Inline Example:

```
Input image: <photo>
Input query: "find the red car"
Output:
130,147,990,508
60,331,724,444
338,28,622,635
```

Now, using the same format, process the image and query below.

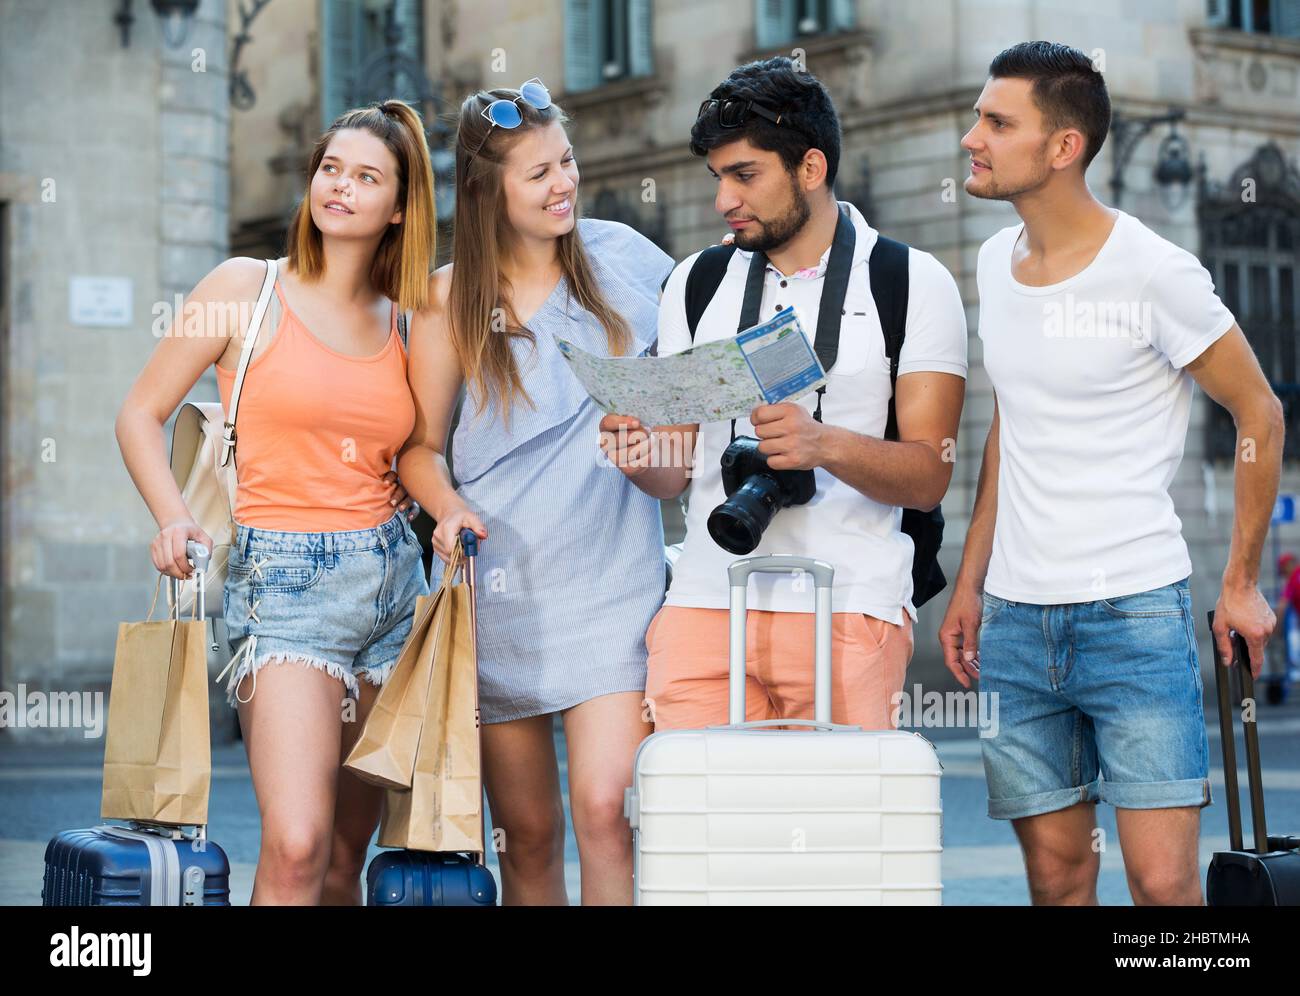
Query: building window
1207,0,1300,37
564,0,654,94
321,0,425,130
756,0,857,49
1201,144,1300,460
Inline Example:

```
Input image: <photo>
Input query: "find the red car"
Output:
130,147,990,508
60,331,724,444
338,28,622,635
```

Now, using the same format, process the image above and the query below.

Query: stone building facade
1,0,230,740
3,0,1297,740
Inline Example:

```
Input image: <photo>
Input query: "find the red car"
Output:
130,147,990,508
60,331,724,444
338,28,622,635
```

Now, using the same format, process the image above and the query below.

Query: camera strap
730,204,857,442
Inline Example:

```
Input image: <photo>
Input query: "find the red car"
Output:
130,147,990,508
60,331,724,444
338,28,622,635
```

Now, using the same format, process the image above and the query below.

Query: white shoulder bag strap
220,258,278,468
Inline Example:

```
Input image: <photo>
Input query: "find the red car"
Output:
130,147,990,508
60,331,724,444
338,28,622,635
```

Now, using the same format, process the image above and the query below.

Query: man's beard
965,147,1054,201
733,180,812,253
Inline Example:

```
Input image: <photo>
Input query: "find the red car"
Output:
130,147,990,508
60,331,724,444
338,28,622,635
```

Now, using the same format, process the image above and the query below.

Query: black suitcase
1204,611,1300,905
43,823,231,906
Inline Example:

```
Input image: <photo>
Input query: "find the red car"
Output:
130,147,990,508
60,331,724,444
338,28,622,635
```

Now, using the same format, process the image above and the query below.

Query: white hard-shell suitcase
625,554,943,905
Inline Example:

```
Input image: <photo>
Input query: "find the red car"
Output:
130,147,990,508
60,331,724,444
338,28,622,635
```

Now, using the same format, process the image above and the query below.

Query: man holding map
599,56,968,730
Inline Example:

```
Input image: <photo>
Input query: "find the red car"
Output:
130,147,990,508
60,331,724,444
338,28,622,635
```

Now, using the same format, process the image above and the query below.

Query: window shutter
321,0,363,129
389,0,426,104
394,0,423,59
830,0,857,30
565,0,603,93
755,0,795,49
1204,0,1231,27
628,0,654,77
1274,0,1300,37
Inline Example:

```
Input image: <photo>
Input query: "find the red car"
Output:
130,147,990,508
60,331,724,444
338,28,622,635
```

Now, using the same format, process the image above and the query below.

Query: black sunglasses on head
696,97,786,129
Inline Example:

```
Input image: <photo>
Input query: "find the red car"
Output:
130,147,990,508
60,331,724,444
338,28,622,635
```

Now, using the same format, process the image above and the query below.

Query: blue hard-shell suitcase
45,545,231,907
366,850,496,906
365,530,498,907
43,824,231,906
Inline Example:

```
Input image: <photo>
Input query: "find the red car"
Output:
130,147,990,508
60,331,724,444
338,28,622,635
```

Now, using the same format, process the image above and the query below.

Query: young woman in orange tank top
115,101,437,905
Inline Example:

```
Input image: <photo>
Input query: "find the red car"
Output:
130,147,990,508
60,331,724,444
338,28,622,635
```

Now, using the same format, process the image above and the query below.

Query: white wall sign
69,276,133,327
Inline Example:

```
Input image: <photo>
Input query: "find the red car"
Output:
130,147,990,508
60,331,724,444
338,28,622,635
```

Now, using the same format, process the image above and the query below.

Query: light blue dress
441,218,675,723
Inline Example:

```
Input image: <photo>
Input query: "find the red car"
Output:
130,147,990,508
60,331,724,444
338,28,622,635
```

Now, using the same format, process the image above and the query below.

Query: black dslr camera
706,436,816,555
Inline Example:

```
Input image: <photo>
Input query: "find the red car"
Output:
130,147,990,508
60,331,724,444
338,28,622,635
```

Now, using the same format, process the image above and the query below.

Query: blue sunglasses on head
482,78,550,127
466,78,551,165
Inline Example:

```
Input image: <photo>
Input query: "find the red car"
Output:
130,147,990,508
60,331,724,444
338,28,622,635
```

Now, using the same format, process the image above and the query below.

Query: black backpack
670,237,947,608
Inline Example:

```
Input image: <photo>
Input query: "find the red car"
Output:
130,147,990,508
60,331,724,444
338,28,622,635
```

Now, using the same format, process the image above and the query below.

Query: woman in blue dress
397,81,673,905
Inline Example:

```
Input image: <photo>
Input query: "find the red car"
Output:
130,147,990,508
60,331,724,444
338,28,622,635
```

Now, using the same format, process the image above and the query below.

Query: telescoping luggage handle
163,541,211,614
720,555,862,732
163,541,212,647
182,540,210,615
1207,609,1273,856
146,541,218,662
457,528,487,867
459,528,478,661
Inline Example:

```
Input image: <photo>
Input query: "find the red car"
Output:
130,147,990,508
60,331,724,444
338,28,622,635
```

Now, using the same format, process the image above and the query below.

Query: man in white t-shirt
942,41,1282,906
600,56,967,732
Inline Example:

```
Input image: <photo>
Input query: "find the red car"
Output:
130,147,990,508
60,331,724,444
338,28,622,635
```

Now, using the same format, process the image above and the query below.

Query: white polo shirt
978,210,1237,604
656,201,968,623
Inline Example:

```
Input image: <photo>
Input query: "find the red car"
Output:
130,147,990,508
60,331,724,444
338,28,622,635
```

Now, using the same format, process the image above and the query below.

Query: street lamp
1153,127,1194,210
151,0,200,48
114,0,200,49
1109,108,1193,209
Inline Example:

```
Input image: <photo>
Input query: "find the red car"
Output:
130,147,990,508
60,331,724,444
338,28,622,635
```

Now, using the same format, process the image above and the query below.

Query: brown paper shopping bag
101,576,211,825
344,546,462,790
378,552,483,853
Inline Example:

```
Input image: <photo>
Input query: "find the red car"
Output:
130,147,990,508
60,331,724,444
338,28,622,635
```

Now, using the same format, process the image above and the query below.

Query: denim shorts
219,510,429,707
977,577,1211,820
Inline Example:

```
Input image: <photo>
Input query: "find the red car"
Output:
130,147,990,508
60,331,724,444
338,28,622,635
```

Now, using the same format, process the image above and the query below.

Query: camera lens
707,475,783,554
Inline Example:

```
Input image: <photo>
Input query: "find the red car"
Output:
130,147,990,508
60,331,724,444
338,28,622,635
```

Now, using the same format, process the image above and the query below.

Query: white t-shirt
978,209,1236,604
657,201,968,623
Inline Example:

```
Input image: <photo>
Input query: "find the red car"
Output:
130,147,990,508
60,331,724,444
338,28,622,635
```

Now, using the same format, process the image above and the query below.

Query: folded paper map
555,306,827,425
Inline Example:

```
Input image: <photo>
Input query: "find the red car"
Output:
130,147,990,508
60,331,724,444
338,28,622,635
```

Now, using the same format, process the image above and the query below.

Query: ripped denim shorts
217,510,429,707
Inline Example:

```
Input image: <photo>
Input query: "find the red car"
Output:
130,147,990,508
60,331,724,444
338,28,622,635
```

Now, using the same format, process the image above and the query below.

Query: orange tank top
215,281,416,532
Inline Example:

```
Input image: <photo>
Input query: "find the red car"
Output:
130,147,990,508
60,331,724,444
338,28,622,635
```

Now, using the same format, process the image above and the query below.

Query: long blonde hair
286,99,436,312
449,87,632,417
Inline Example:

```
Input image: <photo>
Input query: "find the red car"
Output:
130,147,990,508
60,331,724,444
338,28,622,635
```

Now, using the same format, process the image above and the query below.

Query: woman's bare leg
562,690,651,905
320,680,385,906
235,661,348,905
480,713,568,905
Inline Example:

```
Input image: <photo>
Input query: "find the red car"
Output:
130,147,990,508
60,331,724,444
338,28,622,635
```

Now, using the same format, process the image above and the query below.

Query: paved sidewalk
4,705,1297,905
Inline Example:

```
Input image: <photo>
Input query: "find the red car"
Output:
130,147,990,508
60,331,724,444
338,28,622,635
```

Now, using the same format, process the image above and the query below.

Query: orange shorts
644,605,914,731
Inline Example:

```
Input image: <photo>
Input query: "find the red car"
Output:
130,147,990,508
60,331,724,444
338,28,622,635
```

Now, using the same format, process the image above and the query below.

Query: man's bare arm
1186,324,1284,672
819,371,966,510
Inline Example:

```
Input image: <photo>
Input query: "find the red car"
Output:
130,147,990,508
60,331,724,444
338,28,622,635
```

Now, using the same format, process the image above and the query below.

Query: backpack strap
869,236,910,441
867,234,948,607
221,258,278,468
683,244,739,342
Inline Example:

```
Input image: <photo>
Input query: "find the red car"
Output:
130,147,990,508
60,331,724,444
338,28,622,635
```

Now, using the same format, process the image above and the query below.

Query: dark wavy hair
689,56,842,187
